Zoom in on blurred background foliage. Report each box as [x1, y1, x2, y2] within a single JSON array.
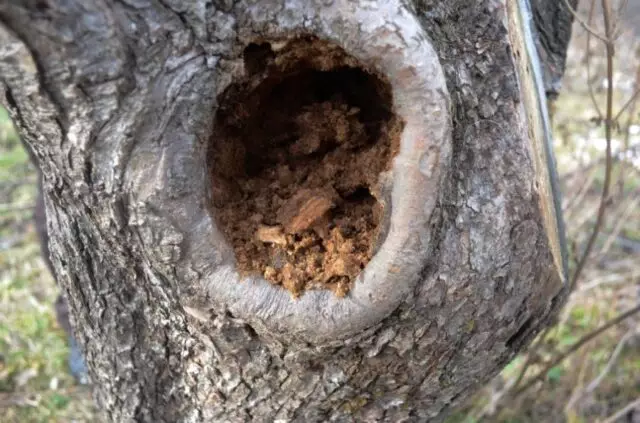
[[0, 1, 639, 422]]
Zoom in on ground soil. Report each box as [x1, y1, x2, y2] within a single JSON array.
[[209, 39, 401, 297]]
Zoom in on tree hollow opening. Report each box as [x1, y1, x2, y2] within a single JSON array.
[[209, 37, 402, 298]]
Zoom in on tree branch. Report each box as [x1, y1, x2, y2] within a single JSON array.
[[514, 302, 640, 396], [569, 0, 616, 290]]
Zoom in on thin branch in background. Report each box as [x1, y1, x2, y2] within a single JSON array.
[[563, 0, 609, 44], [473, 325, 560, 420], [510, 327, 551, 391], [602, 396, 640, 423], [0, 177, 37, 190], [597, 194, 640, 257], [0, 203, 33, 214], [471, 379, 510, 422], [560, 143, 640, 184], [564, 348, 591, 417], [612, 85, 640, 124], [563, 165, 599, 215], [584, 0, 605, 119], [0, 234, 27, 251], [611, 0, 630, 39], [569, 0, 616, 291], [514, 302, 640, 397], [613, 235, 640, 254], [570, 239, 580, 269], [568, 203, 599, 238], [614, 0, 630, 31], [578, 268, 640, 292], [565, 329, 634, 411], [615, 60, 640, 198], [484, 299, 640, 418], [0, 392, 41, 409], [584, 329, 634, 393]]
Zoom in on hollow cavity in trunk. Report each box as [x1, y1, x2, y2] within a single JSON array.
[[209, 37, 402, 297]]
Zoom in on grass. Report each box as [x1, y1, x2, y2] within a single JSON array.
[[1, 10, 639, 423]]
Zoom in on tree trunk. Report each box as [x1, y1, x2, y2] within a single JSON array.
[[0, 0, 573, 421]]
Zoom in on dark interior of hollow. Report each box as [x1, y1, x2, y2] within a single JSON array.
[[208, 40, 401, 298]]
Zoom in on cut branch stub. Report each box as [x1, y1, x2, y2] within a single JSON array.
[[202, 5, 452, 344]]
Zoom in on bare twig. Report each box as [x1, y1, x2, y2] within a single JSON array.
[[471, 378, 511, 421], [563, 0, 609, 43], [597, 195, 640, 257], [612, 235, 640, 253], [560, 143, 640, 183], [514, 302, 640, 396], [615, 60, 640, 198], [565, 329, 634, 411], [584, 329, 634, 393], [0, 203, 33, 214], [564, 348, 591, 416], [601, 396, 640, 423], [578, 269, 640, 292], [0, 234, 27, 251], [569, 0, 616, 290], [0, 178, 36, 190], [584, 0, 605, 119], [611, 0, 629, 39], [511, 327, 551, 391], [567, 203, 599, 238], [562, 166, 599, 217], [474, 326, 556, 419], [612, 86, 640, 123]]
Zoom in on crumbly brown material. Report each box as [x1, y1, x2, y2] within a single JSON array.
[[210, 40, 401, 297]]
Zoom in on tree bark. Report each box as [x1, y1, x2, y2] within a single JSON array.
[[0, 0, 572, 421]]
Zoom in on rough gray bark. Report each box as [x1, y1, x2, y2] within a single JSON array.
[[0, 0, 571, 421], [530, 0, 578, 98]]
